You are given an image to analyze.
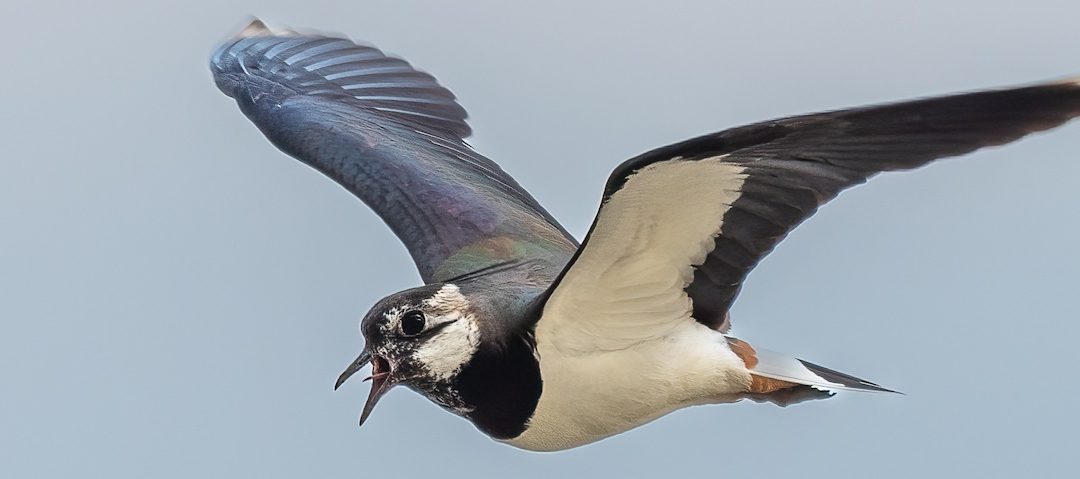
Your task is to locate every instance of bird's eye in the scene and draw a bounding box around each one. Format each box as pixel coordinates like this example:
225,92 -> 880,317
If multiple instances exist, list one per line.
400,310 -> 426,336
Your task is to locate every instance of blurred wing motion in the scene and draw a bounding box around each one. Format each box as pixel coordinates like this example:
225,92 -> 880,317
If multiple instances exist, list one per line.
538,79 -> 1080,351
211,20 -> 576,283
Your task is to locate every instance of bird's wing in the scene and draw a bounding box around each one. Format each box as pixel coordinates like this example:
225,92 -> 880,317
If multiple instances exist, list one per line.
536,79 -> 1080,352
211,20 -> 576,283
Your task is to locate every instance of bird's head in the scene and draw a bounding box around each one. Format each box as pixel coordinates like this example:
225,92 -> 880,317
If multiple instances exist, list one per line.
335,283 -> 482,425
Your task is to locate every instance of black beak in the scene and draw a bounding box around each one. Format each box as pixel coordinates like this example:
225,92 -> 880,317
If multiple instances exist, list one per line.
358,355 -> 394,427
334,350 -> 395,427
334,350 -> 370,391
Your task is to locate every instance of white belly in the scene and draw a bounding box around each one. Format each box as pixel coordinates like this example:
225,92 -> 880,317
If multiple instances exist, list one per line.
504,322 -> 752,451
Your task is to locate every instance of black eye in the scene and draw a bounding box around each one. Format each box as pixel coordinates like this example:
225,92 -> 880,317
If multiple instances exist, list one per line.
400,310 -> 426,336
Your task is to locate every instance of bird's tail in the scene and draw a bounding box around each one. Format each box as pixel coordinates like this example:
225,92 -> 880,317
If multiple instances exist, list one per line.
726,337 -> 899,394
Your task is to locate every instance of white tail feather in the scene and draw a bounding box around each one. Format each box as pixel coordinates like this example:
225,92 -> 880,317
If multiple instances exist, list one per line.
750,347 -> 899,393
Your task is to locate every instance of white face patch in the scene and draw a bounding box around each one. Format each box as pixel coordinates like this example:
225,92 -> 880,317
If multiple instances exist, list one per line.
409,284 -> 481,381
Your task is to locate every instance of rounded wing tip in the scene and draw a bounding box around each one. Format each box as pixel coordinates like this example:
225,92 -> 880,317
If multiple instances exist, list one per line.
1037,75 -> 1080,89
237,18 -> 270,37
231,17 -> 299,39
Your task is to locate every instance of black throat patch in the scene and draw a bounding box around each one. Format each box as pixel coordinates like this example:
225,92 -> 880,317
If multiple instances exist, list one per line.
453,333 -> 542,440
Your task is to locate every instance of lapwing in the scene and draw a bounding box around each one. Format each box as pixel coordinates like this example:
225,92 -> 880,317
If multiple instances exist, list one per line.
211,20 -> 1080,451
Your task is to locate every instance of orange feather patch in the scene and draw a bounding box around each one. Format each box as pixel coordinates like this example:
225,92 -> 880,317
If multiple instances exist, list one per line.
726,337 -> 800,394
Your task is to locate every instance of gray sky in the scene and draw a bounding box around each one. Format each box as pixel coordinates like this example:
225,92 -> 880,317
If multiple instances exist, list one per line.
3,1 -> 1079,477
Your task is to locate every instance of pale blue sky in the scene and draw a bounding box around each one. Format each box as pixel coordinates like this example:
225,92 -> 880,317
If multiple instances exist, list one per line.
2,1 -> 1079,477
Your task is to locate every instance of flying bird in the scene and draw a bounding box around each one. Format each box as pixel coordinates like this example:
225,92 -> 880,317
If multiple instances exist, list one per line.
211,20 -> 1080,451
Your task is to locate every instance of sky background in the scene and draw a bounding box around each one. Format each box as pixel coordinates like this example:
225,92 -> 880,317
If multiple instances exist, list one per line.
3,1 -> 1079,477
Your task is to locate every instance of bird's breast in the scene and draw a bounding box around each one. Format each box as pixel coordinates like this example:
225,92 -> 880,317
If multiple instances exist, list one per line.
503,322 -> 751,451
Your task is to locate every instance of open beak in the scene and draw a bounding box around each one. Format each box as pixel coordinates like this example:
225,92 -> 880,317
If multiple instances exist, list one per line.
334,350 -> 369,390
334,350 -> 395,427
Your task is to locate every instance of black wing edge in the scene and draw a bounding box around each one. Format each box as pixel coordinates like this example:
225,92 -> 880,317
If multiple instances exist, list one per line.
534,77 -> 1080,330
